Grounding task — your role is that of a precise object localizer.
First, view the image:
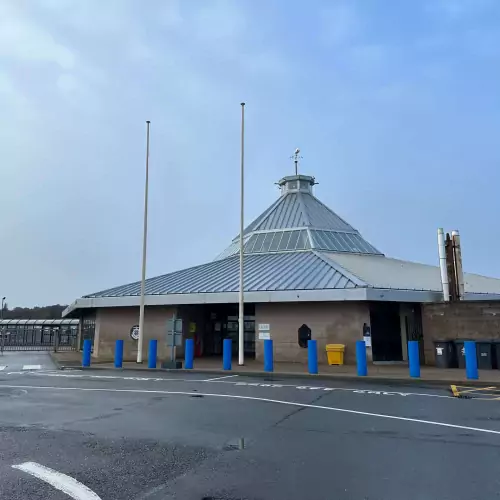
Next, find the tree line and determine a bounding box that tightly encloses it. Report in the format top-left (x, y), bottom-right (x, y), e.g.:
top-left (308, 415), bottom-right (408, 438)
top-left (1, 304), bottom-right (68, 320)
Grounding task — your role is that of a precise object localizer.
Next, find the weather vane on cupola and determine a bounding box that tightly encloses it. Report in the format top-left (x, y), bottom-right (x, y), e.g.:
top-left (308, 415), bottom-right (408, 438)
top-left (290, 148), bottom-right (303, 175)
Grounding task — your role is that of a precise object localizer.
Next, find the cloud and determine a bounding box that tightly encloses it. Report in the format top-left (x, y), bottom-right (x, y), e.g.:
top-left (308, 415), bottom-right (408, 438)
top-left (0, 2), bottom-right (75, 69)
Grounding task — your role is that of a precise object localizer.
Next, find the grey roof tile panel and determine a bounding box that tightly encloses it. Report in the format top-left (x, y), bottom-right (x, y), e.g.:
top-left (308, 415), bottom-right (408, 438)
top-left (323, 252), bottom-right (500, 294)
top-left (243, 192), bottom-right (356, 233)
top-left (300, 193), bottom-right (355, 231)
top-left (242, 196), bottom-right (285, 235)
top-left (84, 251), bottom-right (362, 298)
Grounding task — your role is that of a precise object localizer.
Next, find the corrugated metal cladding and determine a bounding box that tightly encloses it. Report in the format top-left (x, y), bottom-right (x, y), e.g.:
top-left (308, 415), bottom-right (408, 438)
top-left (248, 192), bottom-right (355, 232)
top-left (0, 319), bottom-right (80, 326)
top-left (85, 251), bottom-right (362, 298)
top-left (300, 194), bottom-right (354, 231)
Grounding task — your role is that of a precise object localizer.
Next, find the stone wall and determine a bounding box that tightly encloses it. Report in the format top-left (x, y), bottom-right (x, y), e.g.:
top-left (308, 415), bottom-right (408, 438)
top-left (254, 301), bottom-right (370, 365)
top-left (422, 301), bottom-right (500, 364)
top-left (95, 306), bottom-right (177, 361)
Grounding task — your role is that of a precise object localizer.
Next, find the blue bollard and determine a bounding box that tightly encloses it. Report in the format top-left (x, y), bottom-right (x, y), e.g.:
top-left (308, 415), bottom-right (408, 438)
top-left (114, 340), bottom-right (123, 368)
top-left (148, 339), bottom-right (158, 369)
top-left (308, 339), bottom-right (318, 374)
top-left (185, 338), bottom-right (194, 369)
top-left (408, 340), bottom-right (420, 378)
top-left (356, 340), bottom-right (367, 376)
top-left (264, 339), bottom-right (274, 372)
top-left (82, 339), bottom-right (92, 368)
top-left (465, 340), bottom-right (478, 380)
top-left (223, 338), bottom-right (232, 370)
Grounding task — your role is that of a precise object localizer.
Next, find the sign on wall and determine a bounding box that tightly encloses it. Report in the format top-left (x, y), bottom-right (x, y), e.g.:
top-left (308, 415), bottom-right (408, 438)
top-left (258, 323), bottom-right (271, 340)
top-left (363, 323), bottom-right (372, 347)
top-left (130, 325), bottom-right (140, 341)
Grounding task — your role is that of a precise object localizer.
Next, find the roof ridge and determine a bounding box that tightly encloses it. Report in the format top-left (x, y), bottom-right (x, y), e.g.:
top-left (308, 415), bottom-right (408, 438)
top-left (312, 250), bottom-right (368, 287)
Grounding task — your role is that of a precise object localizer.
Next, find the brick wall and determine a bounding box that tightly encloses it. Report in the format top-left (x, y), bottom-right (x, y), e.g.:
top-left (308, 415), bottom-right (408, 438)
top-left (422, 301), bottom-right (500, 364)
top-left (95, 306), bottom-right (177, 361)
top-left (255, 301), bottom-right (370, 364)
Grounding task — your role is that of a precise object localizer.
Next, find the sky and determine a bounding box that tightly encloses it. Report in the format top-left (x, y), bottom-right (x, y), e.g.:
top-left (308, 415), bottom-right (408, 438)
top-left (1, 0), bottom-right (500, 307)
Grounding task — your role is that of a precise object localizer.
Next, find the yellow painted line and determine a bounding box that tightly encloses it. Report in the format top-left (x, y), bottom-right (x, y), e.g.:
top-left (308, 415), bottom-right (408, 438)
top-left (457, 386), bottom-right (497, 395)
top-left (450, 385), bottom-right (460, 397)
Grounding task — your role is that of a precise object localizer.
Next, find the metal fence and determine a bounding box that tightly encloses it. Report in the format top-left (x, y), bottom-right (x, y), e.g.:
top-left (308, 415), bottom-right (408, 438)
top-left (0, 319), bottom-right (79, 352)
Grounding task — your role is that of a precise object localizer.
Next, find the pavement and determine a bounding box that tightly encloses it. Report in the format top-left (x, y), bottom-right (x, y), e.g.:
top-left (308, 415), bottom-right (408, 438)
top-left (52, 350), bottom-right (500, 386)
top-left (0, 351), bottom-right (57, 372)
top-left (2, 352), bottom-right (500, 499)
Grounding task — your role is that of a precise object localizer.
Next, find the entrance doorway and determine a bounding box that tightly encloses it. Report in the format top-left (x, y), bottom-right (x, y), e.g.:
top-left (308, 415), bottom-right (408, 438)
top-left (203, 304), bottom-right (256, 359)
top-left (370, 302), bottom-right (402, 362)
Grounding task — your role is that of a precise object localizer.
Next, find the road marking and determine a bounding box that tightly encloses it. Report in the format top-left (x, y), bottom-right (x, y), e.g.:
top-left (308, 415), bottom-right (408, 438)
top-left (22, 365), bottom-right (41, 370)
top-left (457, 386), bottom-right (496, 394)
top-left (12, 461), bottom-right (102, 499)
top-left (229, 381), bottom-right (455, 399)
top-left (204, 375), bottom-right (239, 381)
top-left (2, 383), bottom-right (499, 436)
top-left (32, 372), bottom-right (202, 382)
top-left (0, 366), bottom-right (6, 371)
top-left (23, 371), bottom-right (455, 399)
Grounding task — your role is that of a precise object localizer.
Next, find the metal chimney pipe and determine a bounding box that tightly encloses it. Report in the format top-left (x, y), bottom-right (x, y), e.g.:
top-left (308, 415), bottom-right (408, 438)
top-left (452, 230), bottom-right (465, 300)
top-left (437, 228), bottom-right (450, 301)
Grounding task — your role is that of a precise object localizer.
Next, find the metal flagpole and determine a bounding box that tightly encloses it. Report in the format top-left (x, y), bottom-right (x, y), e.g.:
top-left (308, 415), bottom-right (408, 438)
top-left (238, 103), bottom-right (245, 366)
top-left (137, 120), bottom-right (151, 363)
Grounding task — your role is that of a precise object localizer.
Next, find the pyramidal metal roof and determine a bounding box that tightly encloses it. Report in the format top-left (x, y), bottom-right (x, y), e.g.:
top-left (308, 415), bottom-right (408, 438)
top-left (63, 171), bottom-right (500, 316)
top-left (80, 173), bottom-right (378, 301)
top-left (83, 251), bottom-right (365, 299)
top-left (215, 174), bottom-right (382, 260)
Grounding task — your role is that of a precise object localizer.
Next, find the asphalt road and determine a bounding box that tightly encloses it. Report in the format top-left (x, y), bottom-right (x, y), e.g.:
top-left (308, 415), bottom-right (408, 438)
top-left (1, 358), bottom-right (500, 499)
top-left (0, 351), bottom-right (57, 372)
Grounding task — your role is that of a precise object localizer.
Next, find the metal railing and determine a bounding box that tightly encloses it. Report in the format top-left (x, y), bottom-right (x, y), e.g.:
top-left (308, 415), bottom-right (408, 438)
top-left (0, 328), bottom-right (78, 352)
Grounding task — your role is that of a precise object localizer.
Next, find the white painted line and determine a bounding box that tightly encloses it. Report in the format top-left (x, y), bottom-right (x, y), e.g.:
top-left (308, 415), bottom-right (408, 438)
top-left (225, 381), bottom-right (456, 399)
top-left (12, 461), bottom-right (102, 500)
top-left (0, 366), bottom-right (6, 371)
top-left (32, 372), bottom-right (206, 382)
top-left (2, 383), bottom-right (499, 436)
top-left (24, 372), bottom-right (456, 399)
top-left (203, 374), bottom-right (239, 381)
top-left (22, 365), bottom-right (41, 370)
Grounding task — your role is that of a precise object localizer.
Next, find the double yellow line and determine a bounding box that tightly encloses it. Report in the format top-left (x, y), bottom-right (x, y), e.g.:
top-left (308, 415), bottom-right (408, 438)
top-left (450, 385), bottom-right (499, 398)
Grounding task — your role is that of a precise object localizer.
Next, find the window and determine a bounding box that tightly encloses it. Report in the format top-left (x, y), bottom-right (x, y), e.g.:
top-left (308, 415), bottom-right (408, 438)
top-left (335, 233), bottom-right (353, 252)
top-left (296, 230), bottom-right (307, 250)
top-left (312, 230), bottom-right (329, 249)
top-left (244, 234), bottom-right (259, 253)
top-left (260, 232), bottom-right (275, 252)
top-left (323, 231), bottom-right (341, 251)
top-left (269, 231), bottom-right (283, 251)
top-left (287, 231), bottom-right (300, 250)
top-left (252, 233), bottom-right (267, 252)
top-left (278, 231), bottom-right (292, 250)
top-left (344, 233), bottom-right (362, 253)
